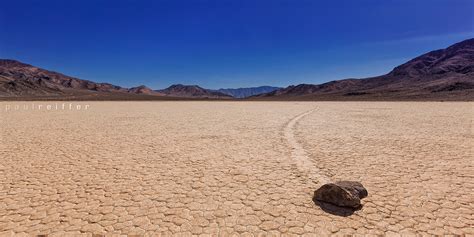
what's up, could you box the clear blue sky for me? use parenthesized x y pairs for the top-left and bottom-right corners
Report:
(1, 0), (473, 89)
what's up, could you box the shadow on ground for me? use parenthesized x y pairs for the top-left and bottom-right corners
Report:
(312, 198), (362, 217)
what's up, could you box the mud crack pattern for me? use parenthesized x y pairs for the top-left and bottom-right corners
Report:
(0, 101), (473, 236)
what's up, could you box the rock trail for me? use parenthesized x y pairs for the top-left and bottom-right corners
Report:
(283, 108), (332, 185)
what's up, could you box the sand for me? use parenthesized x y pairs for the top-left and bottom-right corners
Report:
(0, 101), (472, 236)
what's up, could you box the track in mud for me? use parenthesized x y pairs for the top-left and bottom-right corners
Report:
(283, 108), (331, 185)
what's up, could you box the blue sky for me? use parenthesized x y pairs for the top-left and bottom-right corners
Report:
(1, 0), (473, 89)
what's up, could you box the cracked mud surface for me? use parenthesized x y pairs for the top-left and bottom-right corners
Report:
(0, 102), (473, 236)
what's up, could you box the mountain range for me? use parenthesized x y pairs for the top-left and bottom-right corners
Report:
(0, 38), (473, 100)
(0, 60), (166, 100)
(0, 61), (267, 99)
(156, 84), (232, 98)
(252, 38), (474, 100)
(215, 86), (282, 98)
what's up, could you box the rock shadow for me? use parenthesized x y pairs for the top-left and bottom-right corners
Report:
(312, 198), (362, 217)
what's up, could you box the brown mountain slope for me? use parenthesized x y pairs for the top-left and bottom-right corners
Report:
(157, 84), (233, 98)
(252, 38), (474, 101)
(0, 60), (230, 100)
(0, 59), (163, 99)
(127, 85), (157, 95)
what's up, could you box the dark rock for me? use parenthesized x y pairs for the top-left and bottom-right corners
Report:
(313, 181), (368, 208)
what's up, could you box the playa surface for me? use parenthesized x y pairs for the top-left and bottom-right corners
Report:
(0, 101), (472, 236)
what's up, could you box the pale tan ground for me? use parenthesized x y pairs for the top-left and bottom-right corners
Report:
(0, 101), (473, 236)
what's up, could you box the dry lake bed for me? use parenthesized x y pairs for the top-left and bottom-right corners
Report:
(0, 101), (473, 236)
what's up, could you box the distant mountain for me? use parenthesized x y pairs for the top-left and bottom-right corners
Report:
(157, 84), (233, 98)
(216, 86), (281, 98)
(2, 38), (472, 101)
(252, 38), (474, 101)
(127, 85), (155, 94)
(0, 59), (162, 99)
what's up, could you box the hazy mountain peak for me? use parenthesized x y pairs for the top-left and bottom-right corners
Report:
(216, 86), (282, 98)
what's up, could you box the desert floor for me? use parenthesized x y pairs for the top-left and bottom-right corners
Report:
(0, 101), (472, 236)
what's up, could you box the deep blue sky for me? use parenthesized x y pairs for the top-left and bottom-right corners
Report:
(1, 0), (473, 89)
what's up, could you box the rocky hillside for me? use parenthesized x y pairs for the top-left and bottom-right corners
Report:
(157, 84), (232, 98)
(0, 59), (160, 99)
(1, 38), (472, 101)
(127, 85), (156, 95)
(253, 39), (474, 100)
